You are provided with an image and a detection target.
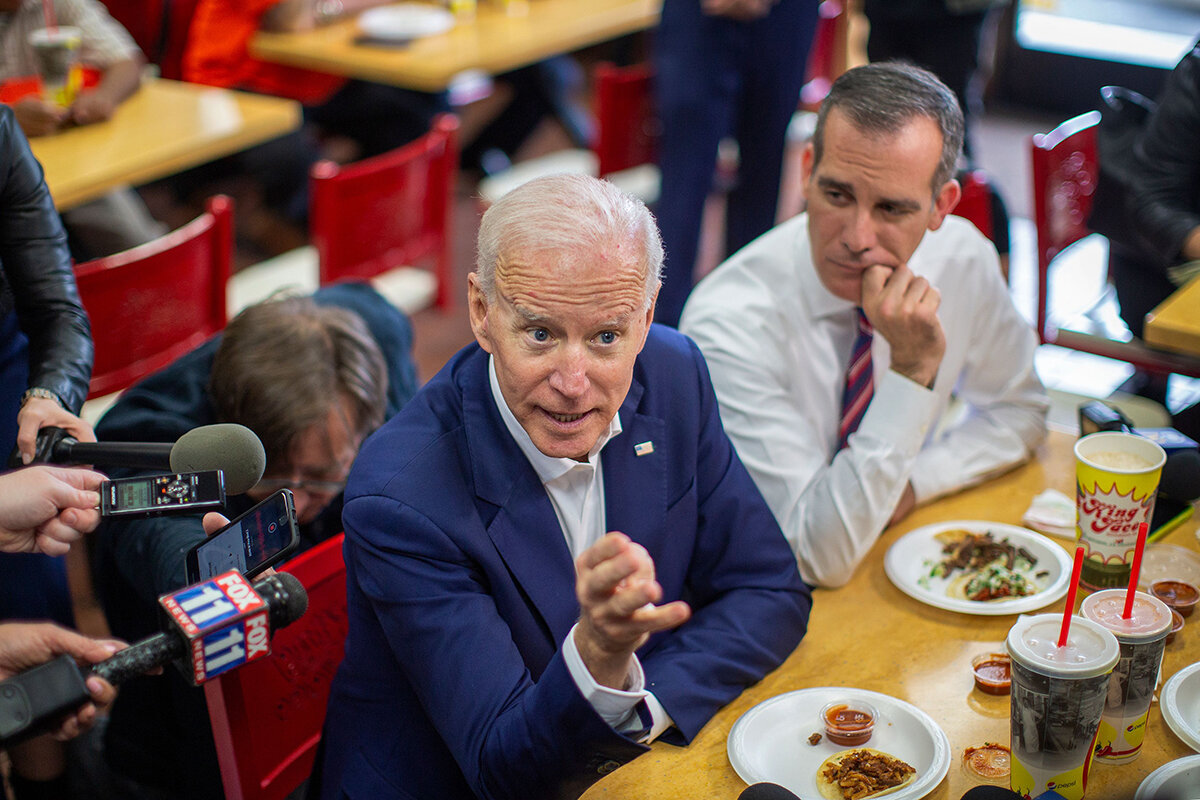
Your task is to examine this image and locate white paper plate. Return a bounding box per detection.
[358,4,454,41]
[727,687,950,799]
[1161,661,1200,753]
[884,520,1071,616]
[1135,754,1200,800]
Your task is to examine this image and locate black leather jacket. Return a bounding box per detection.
[0,106,92,413]
[1129,40,1200,271]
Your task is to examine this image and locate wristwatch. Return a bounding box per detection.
[20,387,63,408]
[314,0,345,25]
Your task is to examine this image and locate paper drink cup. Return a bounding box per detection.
[1006,614,1119,800]
[1079,589,1172,763]
[28,27,83,107]
[1074,432,1165,590]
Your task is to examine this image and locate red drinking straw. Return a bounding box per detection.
[1123,522,1150,619]
[1059,545,1085,647]
[42,0,57,31]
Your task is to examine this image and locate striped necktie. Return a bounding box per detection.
[837,309,874,450]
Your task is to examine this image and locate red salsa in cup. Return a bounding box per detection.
[971,653,1012,695]
[821,701,876,746]
[1151,580,1199,618]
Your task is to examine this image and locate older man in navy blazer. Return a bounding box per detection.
[318,174,811,800]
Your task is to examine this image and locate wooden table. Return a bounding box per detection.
[582,430,1200,799]
[1145,275,1200,358]
[250,0,660,92]
[30,78,301,211]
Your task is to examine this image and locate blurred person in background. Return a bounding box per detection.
[0,0,165,258]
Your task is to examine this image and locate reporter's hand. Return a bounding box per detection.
[201,512,230,537]
[0,622,125,740]
[11,97,68,136]
[861,263,945,389]
[16,397,96,465]
[0,465,105,556]
[573,532,690,689]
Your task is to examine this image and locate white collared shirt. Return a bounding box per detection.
[681,214,1049,588]
[488,357,673,742]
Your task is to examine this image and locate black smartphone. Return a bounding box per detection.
[184,489,300,584]
[100,471,225,518]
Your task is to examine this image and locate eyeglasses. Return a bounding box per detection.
[253,477,347,495]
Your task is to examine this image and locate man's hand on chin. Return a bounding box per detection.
[574,532,691,690]
[861,263,945,389]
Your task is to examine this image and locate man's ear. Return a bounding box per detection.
[800,141,816,187]
[927,177,962,232]
[467,273,494,354]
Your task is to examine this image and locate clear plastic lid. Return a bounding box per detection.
[1080,589,1172,640]
[1005,613,1120,678]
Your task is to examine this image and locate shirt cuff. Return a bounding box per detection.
[855,369,937,455]
[562,623,674,742]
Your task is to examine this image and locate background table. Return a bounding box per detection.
[30,79,301,211]
[1145,274,1200,357]
[250,0,660,92]
[581,430,1200,799]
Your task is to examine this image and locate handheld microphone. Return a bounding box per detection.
[738,784,801,800]
[18,423,267,494]
[0,572,307,746]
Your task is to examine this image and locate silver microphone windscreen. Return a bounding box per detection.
[170,424,267,494]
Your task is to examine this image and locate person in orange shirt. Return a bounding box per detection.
[185,0,441,160]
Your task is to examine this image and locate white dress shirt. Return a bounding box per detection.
[488,357,674,742]
[680,214,1049,588]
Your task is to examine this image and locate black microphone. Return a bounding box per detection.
[738,784,801,800]
[0,572,307,746]
[20,423,267,494]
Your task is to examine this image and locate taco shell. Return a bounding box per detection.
[816,748,916,800]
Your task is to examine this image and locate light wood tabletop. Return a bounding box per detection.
[250,0,660,92]
[29,78,302,211]
[1145,275,1200,358]
[581,429,1200,800]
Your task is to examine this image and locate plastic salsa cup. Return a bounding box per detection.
[972,652,1012,695]
[820,699,877,747]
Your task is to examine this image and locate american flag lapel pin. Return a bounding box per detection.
[634,441,654,457]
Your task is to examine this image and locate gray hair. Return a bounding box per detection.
[475,174,663,311]
[812,61,965,195]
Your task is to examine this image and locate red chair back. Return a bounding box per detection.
[953,169,995,243]
[205,534,349,800]
[310,114,459,309]
[800,0,846,110]
[1030,110,1101,343]
[73,195,231,398]
[1029,112,1200,377]
[593,62,657,178]
[100,0,199,79]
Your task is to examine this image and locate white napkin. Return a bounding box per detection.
[1022,489,1076,539]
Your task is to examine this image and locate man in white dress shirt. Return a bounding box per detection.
[680,62,1048,588]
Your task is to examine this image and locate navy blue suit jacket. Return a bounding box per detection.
[320,325,810,800]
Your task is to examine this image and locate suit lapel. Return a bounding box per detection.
[461,353,579,644]
[603,378,668,552]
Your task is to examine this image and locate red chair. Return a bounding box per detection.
[477,62,660,206]
[1030,113,1200,377]
[310,114,459,310]
[205,534,349,800]
[73,195,232,398]
[799,0,847,111]
[100,0,199,80]
[592,61,657,179]
[953,169,995,243]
